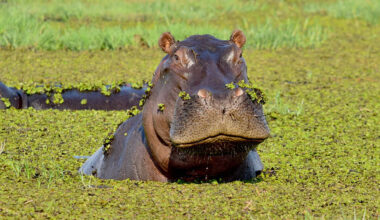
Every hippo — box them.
[79,30,270,182]
[0,81,145,110]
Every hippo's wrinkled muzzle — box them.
[171,134,265,148]
[169,89,270,148]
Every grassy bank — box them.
[0,0,330,50]
[1,0,379,51]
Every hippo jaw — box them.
[166,92,269,180]
[168,141,263,181]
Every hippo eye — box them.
[236,53,243,65]
[174,54,179,61]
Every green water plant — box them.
[225,82,235,89]
[80,99,87,105]
[1,97,11,108]
[179,91,191,100]
[235,80,266,104]
[52,93,64,104]
[157,103,165,111]
[102,133,114,156]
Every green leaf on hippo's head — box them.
[157,103,165,111]
[179,91,191,100]
[237,80,266,104]
[225,82,236,89]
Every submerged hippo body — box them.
[80,30,270,182]
[0,82,145,110]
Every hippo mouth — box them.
[170,133,265,161]
[169,138,263,180]
[172,134,265,148]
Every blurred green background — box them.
[0,0,378,51]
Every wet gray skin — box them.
[0,82,145,110]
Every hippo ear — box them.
[230,30,246,48]
[159,32,176,53]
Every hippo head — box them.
[142,30,270,181]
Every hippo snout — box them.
[195,87,255,116]
[170,88,270,147]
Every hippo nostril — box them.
[234,88,244,97]
[197,89,209,98]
